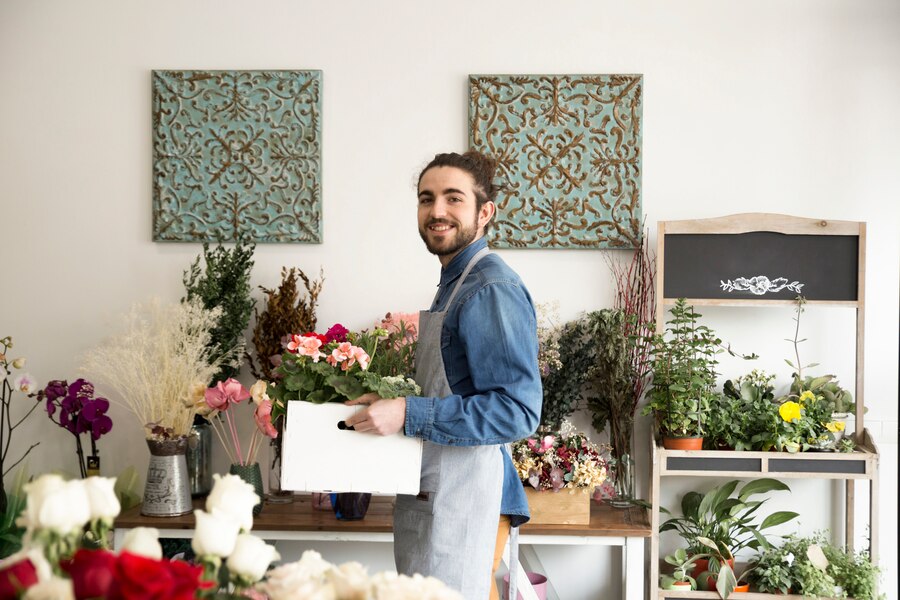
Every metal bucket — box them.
[141,437,192,517]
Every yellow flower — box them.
[825,421,846,433]
[798,390,816,405]
[779,401,802,422]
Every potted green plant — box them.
[750,532,885,600]
[643,299,721,449]
[707,369,777,451]
[660,548,707,590]
[660,478,799,595]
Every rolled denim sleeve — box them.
[405,281,542,446]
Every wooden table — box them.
[115,495,651,600]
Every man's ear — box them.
[478,201,495,230]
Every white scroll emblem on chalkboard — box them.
[720,276,804,295]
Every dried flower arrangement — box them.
[83,299,242,440]
[247,267,324,382]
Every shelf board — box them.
[657,590,856,600]
[654,431,878,480]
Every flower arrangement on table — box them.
[0,472,464,600]
[200,378,278,467]
[265,322,421,422]
[511,421,608,493]
[82,298,242,441]
[39,379,113,479]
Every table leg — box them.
[623,537,644,600]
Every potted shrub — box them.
[707,369,777,451]
[660,478,799,595]
[660,548,707,590]
[750,532,885,600]
[643,298,721,449]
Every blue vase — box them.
[331,492,371,520]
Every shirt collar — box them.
[438,237,489,290]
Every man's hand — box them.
[344,394,406,436]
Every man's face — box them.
[417,166,494,266]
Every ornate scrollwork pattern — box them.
[152,70,322,243]
[720,276,805,295]
[469,75,642,249]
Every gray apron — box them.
[394,247,503,600]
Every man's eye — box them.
[418,197,432,205]
[449,197,462,203]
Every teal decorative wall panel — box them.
[152,70,322,243]
[469,75,642,249]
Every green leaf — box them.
[716,563,737,600]
[327,375,366,400]
[737,478,790,501]
[759,511,799,529]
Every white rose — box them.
[19,475,91,534]
[258,551,336,600]
[206,473,259,532]
[23,577,74,600]
[328,561,370,599]
[121,527,162,559]
[191,509,241,558]
[18,474,66,531]
[39,479,91,534]
[83,477,121,523]
[226,533,280,583]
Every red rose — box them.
[64,549,120,599]
[115,552,175,599]
[167,558,211,599]
[0,557,38,599]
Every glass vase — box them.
[266,420,294,504]
[331,492,371,521]
[229,463,264,516]
[186,417,212,497]
[141,437,192,517]
[608,453,636,508]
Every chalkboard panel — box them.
[663,232,858,301]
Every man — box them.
[345,151,542,599]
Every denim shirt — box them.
[405,237,543,526]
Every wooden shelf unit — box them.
[649,214,879,599]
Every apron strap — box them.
[431,247,491,309]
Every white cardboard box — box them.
[281,401,423,495]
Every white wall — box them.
[1,0,897,598]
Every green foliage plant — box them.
[183,238,256,383]
[0,467,28,558]
[660,547,708,590]
[247,267,323,381]
[707,370,776,451]
[643,299,722,438]
[584,309,633,462]
[660,478,799,562]
[823,543,884,600]
[539,315,593,430]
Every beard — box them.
[418,214,480,258]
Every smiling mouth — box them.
[428,221,456,234]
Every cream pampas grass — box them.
[83,298,242,439]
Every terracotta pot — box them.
[663,436,704,450]
[733,583,750,592]
[691,557,735,591]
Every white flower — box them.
[191,508,241,558]
[83,477,121,523]
[206,473,259,532]
[328,561,370,598]
[121,527,162,559]
[370,571,463,600]
[258,550,336,600]
[12,357,26,369]
[249,380,269,405]
[13,373,37,394]
[783,551,795,566]
[23,576,74,600]
[226,533,280,583]
[19,475,90,534]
